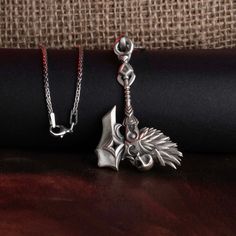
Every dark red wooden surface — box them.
[0,149,235,236]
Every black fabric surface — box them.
[0,48,235,152]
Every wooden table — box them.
[0,149,235,236]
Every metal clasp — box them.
[49,112,74,138]
[50,125,71,138]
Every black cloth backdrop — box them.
[0,48,235,153]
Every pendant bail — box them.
[114,36,134,62]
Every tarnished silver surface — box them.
[41,46,84,138]
[96,106,124,171]
[96,36,183,171]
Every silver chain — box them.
[41,46,84,138]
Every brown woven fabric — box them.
[0,0,236,49]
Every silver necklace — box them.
[41,47,84,138]
[96,36,183,171]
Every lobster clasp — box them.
[50,125,71,138]
[49,113,72,138]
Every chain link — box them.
[70,47,84,125]
[41,46,84,131]
[41,46,54,114]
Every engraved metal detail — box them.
[96,36,183,171]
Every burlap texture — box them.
[0,0,236,49]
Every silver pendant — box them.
[96,37,183,171]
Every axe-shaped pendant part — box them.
[96,36,183,172]
[96,106,124,171]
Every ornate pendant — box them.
[96,37,182,171]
